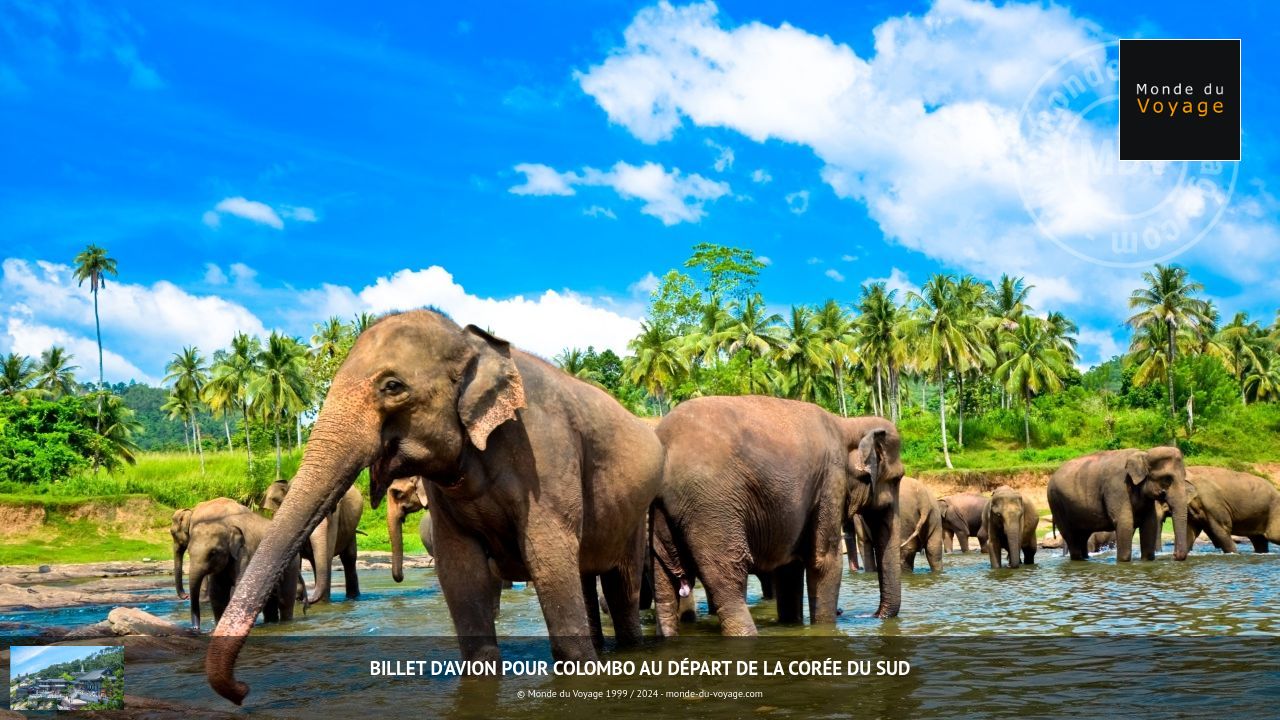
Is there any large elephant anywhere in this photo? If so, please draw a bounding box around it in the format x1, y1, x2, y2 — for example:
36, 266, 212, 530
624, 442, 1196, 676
171, 498, 253, 599
188, 513, 300, 631
938, 493, 988, 552
982, 486, 1037, 569
1047, 447, 1189, 562
651, 396, 903, 637
1185, 466, 1280, 553
304, 485, 365, 604
207, 311, 664, 705
855, 477, 942, 573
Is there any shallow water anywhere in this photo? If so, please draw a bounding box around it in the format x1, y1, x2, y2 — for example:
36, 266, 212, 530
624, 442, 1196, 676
4, 542, 1279, 718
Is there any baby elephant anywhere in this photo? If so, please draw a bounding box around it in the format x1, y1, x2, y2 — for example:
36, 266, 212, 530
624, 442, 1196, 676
1186, 466, 1280, 553
983, 486, 1037, 569
188, 513, 301, 631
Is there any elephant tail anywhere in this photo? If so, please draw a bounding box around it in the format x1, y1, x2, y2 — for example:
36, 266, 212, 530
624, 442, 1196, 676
650, 500, 693, 598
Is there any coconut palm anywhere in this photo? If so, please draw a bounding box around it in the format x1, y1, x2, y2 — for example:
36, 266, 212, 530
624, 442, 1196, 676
996, 316, 1070, 447
1214, 312, 1265, 405
1243, 350, 1280, 402
203, 350, 236, 450
906, 274, 994, 469
0, 353, 36, 397
855, 283, 909, 419
311, 317, 351, 359
209, 333, 262, 468
72, 245, 118, 420
352, 312, 377, 335
625, 321, 688, 415
1126, 264, 1213, 434
554, 348, 600, 383
1044, 311, 1080, 365
161, 390, 197, 454
724, 294, 784, 393
34, 346, 80, 398
84, 393, 142, 471
251, 333, 313, 480
815, 299, 857, 416
778, 305, 826, 403
164, 346, 209, 473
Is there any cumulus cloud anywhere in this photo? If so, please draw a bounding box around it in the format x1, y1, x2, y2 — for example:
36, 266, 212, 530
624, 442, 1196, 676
786, 189, 810, 215
868, 267, 919, 298
750, 168, 772, 184
574, 1, 1267, 323
510, 161, 729, 225
706, 139, 734, 171
628, 272, 661, 296
824, 268, 845, 282
203, 262, 228, 285
1075, 326, 1124, 368
583, 205, 618, 219
203, 197, 318, 230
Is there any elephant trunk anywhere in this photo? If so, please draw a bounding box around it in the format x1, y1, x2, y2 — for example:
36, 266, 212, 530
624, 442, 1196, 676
206, 377, 378, 706
174, 544, 187, 599
389, 502, 406, 583
189, 566, 205, 631
1005, 520, 1021, 569
869, 501, 901, 618
1169, 486, 1189, 561
306, 518, 333, 604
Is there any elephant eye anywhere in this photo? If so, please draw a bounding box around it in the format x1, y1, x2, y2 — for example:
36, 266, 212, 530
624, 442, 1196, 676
382, 378, 407, 395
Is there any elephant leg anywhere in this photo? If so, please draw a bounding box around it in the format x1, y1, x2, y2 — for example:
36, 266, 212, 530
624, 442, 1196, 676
600, 528, 644, 646
987, 529, 1002, 569
211, 574, 233, 625
774, 561, 805, 624
806, 546, 843, 625
1203, 519, 1236, 553
1250, 536, 1269, 554
263, 598, 280, 623
341, 540, 360, 599
1138, 508, 1160, 561
757, 572, 776, 601
1113, 509, 1135, 562
926, 529, 944, 573
1059, 522, 1088, 561
694, 545, 755, 636
582, 575, 603, 649
652, 559, 681, 638
957, 531, 969, 554
435, 513, 502, 664
525, 525, 596, 661
942, 529, 953, 553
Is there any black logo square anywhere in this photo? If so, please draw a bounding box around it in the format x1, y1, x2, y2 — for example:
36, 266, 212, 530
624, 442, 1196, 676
1119, 39, 1240, 161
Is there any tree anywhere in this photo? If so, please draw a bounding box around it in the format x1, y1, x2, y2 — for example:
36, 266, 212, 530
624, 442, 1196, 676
250, 332, 312, 480
906, 274, 993, 468
84, 393, 142, 471
34, 347, 80, 399
209, 333, 261, 469
855, 283, 908, 420
778, 305, 826, 402
554, 348, 601, 384
996, 316, 1070, 447
352, 312, 377, 335
815, 299, 857, 417
72, 245, 119, 429
0, 353, 36, 397
164, 346, 209, 474
1126, 264, 1213, 436
625, 321, 688, 415
1214, 312, 1264, 405
1243, 349, 1280, 402
723, 294, 784, 393
683, 243, 767, 301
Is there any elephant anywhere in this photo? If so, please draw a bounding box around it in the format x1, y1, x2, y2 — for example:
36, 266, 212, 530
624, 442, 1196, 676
1047, 447, 1189, 562
1087, 532, 1116, 553
171, 498, 253, 599
982, 486, 1037, 568
385, 476, 431, 582
1185, 466, 1280, 553
187, 512, 301, 631
207, 310, 664, 705
303, 482, 364, 604
650, 395, 903, 637
854, 477, 942, 573
262, 481, 289, 514
938, 493, 988, 553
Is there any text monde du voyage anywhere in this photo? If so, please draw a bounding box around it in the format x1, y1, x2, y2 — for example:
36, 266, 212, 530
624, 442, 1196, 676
1134, 82, 1228, 118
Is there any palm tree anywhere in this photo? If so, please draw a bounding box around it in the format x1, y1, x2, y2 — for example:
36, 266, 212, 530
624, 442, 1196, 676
161, 390, 196, 454
34, 346, 80, 398
1243, 350, 1280, 402
1214, 312, 1264, 405
778, 306, 826, 402
996, 317, 1070, 447
83, 393, 142, 471
209, 332, 262, 468
986, 275, 1033, 409
906, 274, 994, 469
203, 349, 237, 450
1126, 264, 1213, 435
72, 245, 119, 425
855, 284, 909, 419
554, 348, 600, 383
724, 294, 784, 393
815, 299, 857, 416
311, 317, 351, 360
353, 312, 377, 335
952, 275, 994, 447
1044, 311, 1080, 365
0, 353, 35, 397
625, 321, 688, 415
250, 332, 313, 480
165, 346, 209, 474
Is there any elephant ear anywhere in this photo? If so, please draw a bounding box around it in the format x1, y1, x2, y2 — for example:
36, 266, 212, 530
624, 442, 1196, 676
229, 525, 248, 580
851, 428, 887, 487
413, 477, 430, 511
1124, 452, 1150, 486
457, 325, 527, 451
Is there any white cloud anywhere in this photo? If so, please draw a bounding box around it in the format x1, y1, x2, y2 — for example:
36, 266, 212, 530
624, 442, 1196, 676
786, 189, 810, 215
282, 206, 318, 222
353, 267, 642, 357
583, 205, 618, 219
5, 317, 155, 384
510, 161, 729, 225
841, 254, 856, 262
574, 1, 1269, 322
201, 210, 221, 229
1076, 326, 1124, 368
628, 272, 660, 296
0, 259, 266, 383
757, 256, 772, 266
806, 257, 822, 265
211, 197, 284, 229
203, 263, 228, 285
824, 269, 845, 282
509, 163, 578, 196
706, 139, 734, 171
869, 267, 918, 298
750, 168, 772, 184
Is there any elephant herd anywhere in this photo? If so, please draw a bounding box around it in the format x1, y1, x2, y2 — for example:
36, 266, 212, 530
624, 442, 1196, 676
197, 310, 1280, 706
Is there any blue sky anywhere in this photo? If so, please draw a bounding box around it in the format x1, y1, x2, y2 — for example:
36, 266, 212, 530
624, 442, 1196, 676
1, 0, 1277, 383
10, 644, 109, 677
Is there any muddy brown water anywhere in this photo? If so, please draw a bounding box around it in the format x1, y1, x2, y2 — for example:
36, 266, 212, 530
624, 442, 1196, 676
3, 542, 1278, 718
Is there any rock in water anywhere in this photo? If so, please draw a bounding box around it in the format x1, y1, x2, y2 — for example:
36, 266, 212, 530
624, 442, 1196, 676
106, 606, 196, 637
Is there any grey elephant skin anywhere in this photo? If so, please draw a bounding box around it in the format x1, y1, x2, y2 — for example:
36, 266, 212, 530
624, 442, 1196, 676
385, 476, 431, 582
651, 395, 903, 637
938, 493, 988, 552
187, 511, 301, 631
1186, 466, 1280, 553
1047, 447, 1189, 562
264, 480, 364, 602
262, 481, 289, 514
983, 486, 1037, 569
206, 310, 664, 705
856, 477, 942, 573
171, 498, 252, 600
